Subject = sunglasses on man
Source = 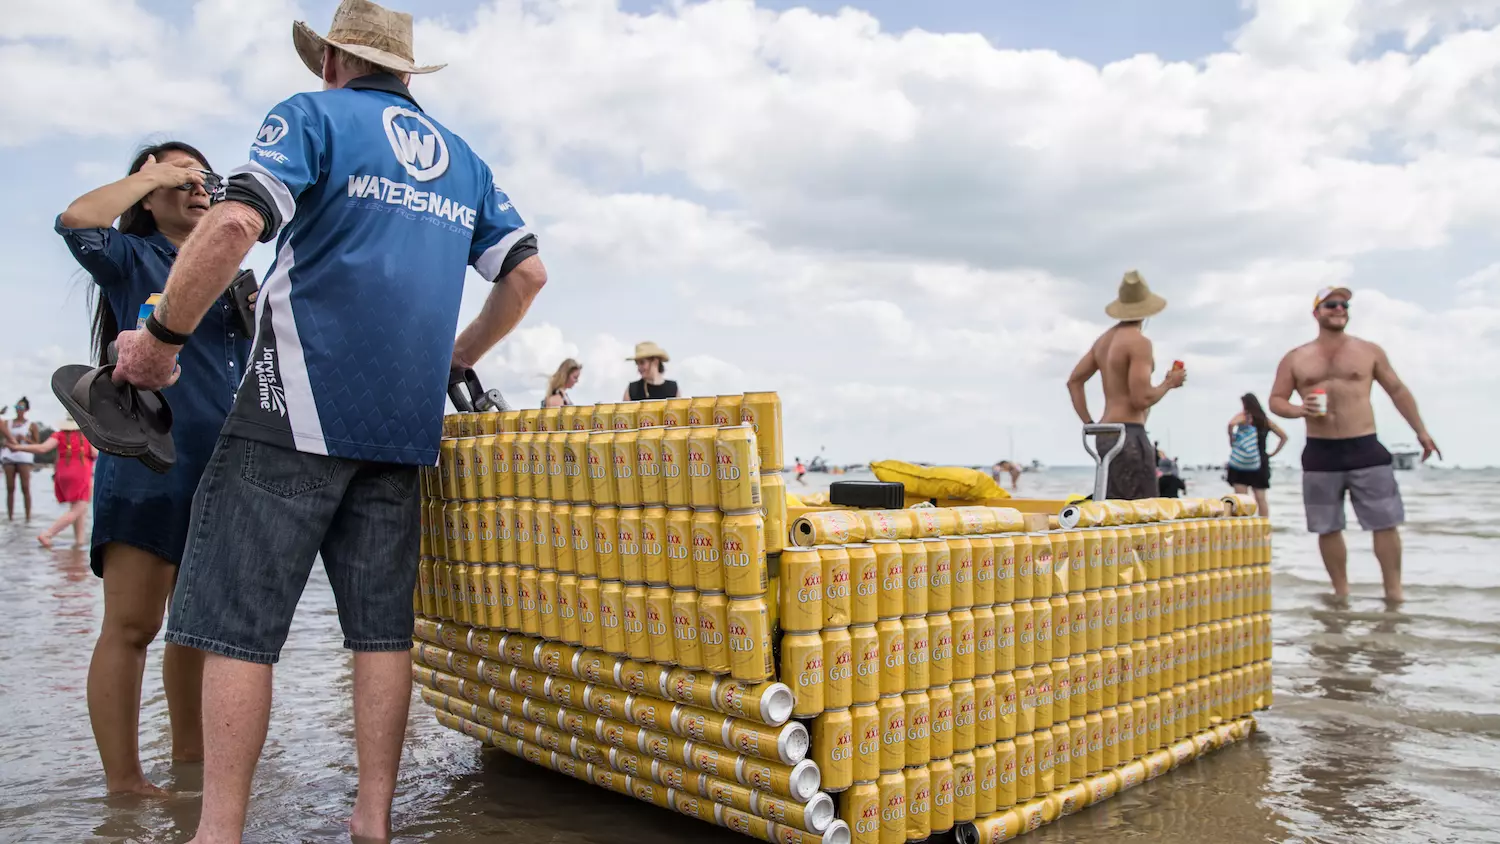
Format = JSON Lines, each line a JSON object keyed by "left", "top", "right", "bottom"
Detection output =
{"left": 1320, "top": 300, "right": 1350, "bottom": 311}
{"left": 174, "top": 169, "right": 226, "bottom": 198}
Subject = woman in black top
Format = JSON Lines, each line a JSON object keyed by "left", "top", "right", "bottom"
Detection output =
{"left": 623, "top": 341, "right": 681, "bottom": 401}
{"left": 1225, "top": 393, "right": 1287, "bottom": 517}
{"left": 544, "top": 358, "right": 580, "bottom": 408}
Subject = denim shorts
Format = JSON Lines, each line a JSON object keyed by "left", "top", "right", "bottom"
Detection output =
{"left": 165, "top": 435, "right": 420, "bottom": 664}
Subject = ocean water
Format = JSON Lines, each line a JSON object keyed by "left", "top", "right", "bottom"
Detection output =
{"left": 1, "top": 465, "right": 1497, "bottom": 843}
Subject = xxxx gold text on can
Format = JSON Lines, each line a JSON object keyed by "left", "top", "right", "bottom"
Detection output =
{"left": 951, "top": 678, "right": 976, "bottom": 753}
{"left": 993, "top": 737, "right": 1018, "bottom": 813}
{"left": 636, "top": 427, "right": 664, "bottom": 506}
{"left": 646, "top": 584, "right": 674, "bottom": 664}
{"left": 474, "top": 434, "right": 498, "bottom": 500}
{"left": 691, "top": 509, "right": 724, "bottom": 592}
{"left": 1013, "top": 600, "right": 1034, "bottom": 669}
{"left": 715, "top": 425, "right": 761, "bottom": 513}
{"left": 1013, "top": 534, "right": 1034, "bottom": 602}
{"left": 877, "top": 770, "right": 906, "bottom": 844}
{"left": 669, "top": 589, "right": 701, "bottom": 669}
{"left": 616, "top": 508, "right": 643, "bottom": 583}
{"left": 599, "top": 580, "right": 625, "bottom": 655}
{"left": 928, "top": 612, "right": 954, "bottom": 688}
{"left": 1013, "top": 666, "right": 1035, "bottom": 736}
{"left": 570, "top": 503, "right": 595, "bottom": 577}
{"left": 950, "top": 608, "right": 975, "bottom": 681}
{"left": 641, "top": 505, "right": 668, "bottom": 585}
{"left": 550, "top": 503, "right": 575, "bottom": 574}
{"left": 438, "top": 439, "right": 459, "bottom": 501}
{"left": 1013, "top": 732, "right": 1036, "bottom": 803}
{"left": 660, "top": 397, "right": 691, "bottom": 429}
{"left": 878, "top": 693, "right": 906, "bottom": 772}
{"left": 875, "top": 618, "right": 906, "bottom": 696}
{"left": 759, "top": 470, "right": 787, "bottom": 555}
{"left": 779, "top": 548, "right": 823, "bottom": 632}
{"left": 1098, "top": 528, "right": 1119, "bottom": 589}
{"left": 852, "top": 623, "right": 881, "bottom": 706}
{"left": 726, "top": 597, "right": 773, "bottom": 683}
{"left": 500, "top": 564, "right": 522, "bottom": 630}
{"left": 846, "top": 543, "right": 879, "bottom": 626}
{"left": 841, "top": 779, "right": 881, "bottom": 844}
{"left": 813, "top": 707, "right": 855, "bottom": 793}
{"left": 634, "top": 398, "right": 665, "bottom": 429}
{"left": 710, "top": 394, "right": 742, "bottom": 428}
{"left": 611, "top": 430, "right": 641, "bottom": 509}
{"left": 545, "top": 432, "right": 568, "bottom": 501}
{"left": 972, "top": 605, "right": 996, "bottom": 677}
{"left": 973, "top": 744, "right": 998, "bottom": 818}
{"left": 947, "top": 537, "right": 974, "bottom": 611}
{"left": 973, "top": 675, "right": 997, "bottom": 747}
{"left": 492, "top": 433, "right": 515, "bottom": 500}
{"left": 558, "top": 573, "right": 581, "bottom": 644}
{"left": 825, "top": 625, "right": 855, "bottom": 710}
{"left": 478, "top": 501, "right": 503, "bottom": 565}
{"left": 992, "top": 535, "right": 1016, "bottom": 604}
{"left": 1067, "top": 591, "right": 1087, "bottom": 656}
{"left": 970, "top": 535, "right": 995, "bottom": 608}
{"left": 990, "top": 603, "right": 1014, "bottom": 675}
{"left": 533, "top": 501, "right": 555, "bottom": 572}
{"left": 610, "top": 403, "right": 639, "bottom": 433}
{"left": 903, "top": 690, "right": 932, "bottom": 768}
{"left": 512, "top": 433, "right": 534, "bottom": 500}
{"left": 782, "top": 630, "right": 826, "bottom": 717}
{"left": 721, "top": 512, "right": 767, "bottom": 598}
{"left": 577, "top": 576, "right": 601, "bottom": 650}
{"left": 1101, "top": 705, "right": 1121, "bottom": 770}
{"left": 740, "top": 391, "right": 784, "bottom": 472}
{"left": 622, "top": 583, "right": 650, "bottom": 661}
{"left": 685, "top": 427, "right": 717, "bottom": 510}
{"left": 872, "top": 541, "right": 903, "bottom": 619}
{"left": 1068, "top": 654, "right": 1088, "bottom": 719}
{"left": 930, "top": 757, "right": 956, "bottom": 833}
{"left": 585, "top": 432, "right": 614, "bottom": 506}
{"left": 665, "top": 508, "right": 694, "bottom": 590}
{"left": 587, "top": 403, "right": 610, "bottom": 433}
{"left": 821, "top": 545, "right": 853, "bottom": 628}
{"left": 899, "top": 540, "right": 929, "bottom": 616}
{"left": 1049, "top": 595, "right": 1070, "bottom": 663}
{"left": 527, "top": 435, "right": 547, "bottom": 499}
{"left": 592, "top": 506, "right": 620, "bottom": 580}
{"left": 903, "top": 615, "right": 930, "bottom": 692}
{"left": 923, "top": 538, "right": 952, "bottom": 614}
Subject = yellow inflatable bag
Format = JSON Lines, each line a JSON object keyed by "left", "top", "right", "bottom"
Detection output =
{"left": 869, "top": 460, "right": 1010, "bottom": 501}
{"left": 785, "top": 492, "right": 806, "bottom": 508}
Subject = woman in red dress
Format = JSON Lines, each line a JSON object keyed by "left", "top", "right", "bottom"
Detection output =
{"left": 12, "top": 417, "right": 96, "bottom": 548}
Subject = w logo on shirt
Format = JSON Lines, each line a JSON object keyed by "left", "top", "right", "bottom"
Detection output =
{"left": 253, "top": 115, "right": 289, "bottom": 147}
{"left": 382, "top": 106, "right": 449, "bottom": 182}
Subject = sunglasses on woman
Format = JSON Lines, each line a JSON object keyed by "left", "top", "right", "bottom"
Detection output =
{"left": 174, "top": 169, "right": 225, "bottom": 197}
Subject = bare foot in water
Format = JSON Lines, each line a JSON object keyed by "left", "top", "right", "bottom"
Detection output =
{"left": 108, "top": 779, "right": 172, "bottom": 798}
{"left": 37, "top": 534, "right": 53, "bottom": 549}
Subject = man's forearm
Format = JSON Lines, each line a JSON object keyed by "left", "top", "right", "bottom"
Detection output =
{"left": 1268, "top": 398, "right": 1299, "bottom": 418}
{"left": 155, "top": 202, "right": 263, "bottom": 335}
{"left": 1132, "top": 381, "right": 1171, "bottom": 413}
{"left": 452, "top": 256, "right": 547, "bottom": 369}
{"left": 1390, "top": 387, "right": 1429, "bottom": 437}
{"left": 1067, "top": 383, "right": 1092, "bottom": 424}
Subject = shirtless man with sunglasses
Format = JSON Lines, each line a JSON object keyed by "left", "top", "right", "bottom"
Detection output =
{"left": 1269, "top": 286, "right": 1441, "bottom": 604}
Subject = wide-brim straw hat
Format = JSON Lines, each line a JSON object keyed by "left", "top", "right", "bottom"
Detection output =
{"left": 1105, "top": 270, "right": 1168, "bottom": 321}
{"left": 627, "top": 342, "right": 670, "bottom": 362}
{"left": 293, "top": 0, "right": 445, "bottom": 78}
{"left": 58, "top": 417, "right": 79, "bottom": 432}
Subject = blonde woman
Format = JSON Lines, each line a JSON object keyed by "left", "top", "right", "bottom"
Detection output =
{"left": 544, "top": 358, "right": 581, "bottom": 408}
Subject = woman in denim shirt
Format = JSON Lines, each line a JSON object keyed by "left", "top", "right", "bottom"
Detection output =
{"left": 56, "top": 141, "right": 251, "bottom": 795}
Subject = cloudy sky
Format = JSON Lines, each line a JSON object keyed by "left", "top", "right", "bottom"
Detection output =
{"left": 5, "top": 0, "right": 1498, "bottom": 467}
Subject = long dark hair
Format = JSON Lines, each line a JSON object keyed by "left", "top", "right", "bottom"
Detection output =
{"left": 1241, "top": 393, "right": 1269, "bottom": 432}
{"left": 90, "top": 141, "right": 212, "bottom": 365}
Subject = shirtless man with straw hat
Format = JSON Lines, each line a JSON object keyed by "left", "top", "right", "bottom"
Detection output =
{"left": 1066, "top": 271, "right": 1187, "bottom": 500}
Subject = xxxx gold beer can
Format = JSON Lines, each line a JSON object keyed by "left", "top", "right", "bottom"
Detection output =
{"left": 1014, "top": 667, "right": 1035, "bottom": 736}
{"left": 948, "top": 538, "right": 974, "bottom": 611}
{"left": 1085, "top": 589, "right": 1104, "bottom": 653}
{"left": 853, "top": 623, "right": 881, "bottom": 706}
{"left": 727, "top": 597, "right": 774, "bottom": 683}
{"left": 641, "top": 506, "right": 668, "bottom": 585}
{"left": 623, "top": 583, "right": 650, "bottom": 661}
{"left": 545, "top": 432, "right": 568, "bottom": 501}
{"left": 878, "top": 694, "right": 906, "bottom": 772}
{"left": 611, "top": 431, "right": 642, "bottom": 509}
{"left": 438, "top": 438, "right": 460, "bottom": 501}
{"left": 973, "top": 605, "right": 996, "bottom": 677}
{"left": 779, "top": 548, "right": 823, "bottom": 632}
{"left": 610, "top": 403, "right": 639, "bottom": 433}
{"left": 661, "top": 427, "right": 691, "bottom": 508}
{"left": 1101, "top": 705, "right": 1121, "bottom": 770}
{"left": 511, "top": 434, "right": 533, "bottom": 500}
{"left": 973, "top": 675, "right": 997, "bottom": 746}
{"left": 1013, "top": 600, "right": 1034, "bottom": 670}
{"left": 537, "top": 406, "right": 562, "bottom": 434}
{"left": 691, "top": 509, "right": 725, "bottom": 592}
{"left": 1085, "top": 712, "right": 1104, "bottom": 776}
{"left": 993, "top": 602, "right": 1015, "bottom": 675}
{"left": 686, "top": 426, "right": 718, "bottom": 510}
{"left": 821, "top": 546, "right": 853, "bottom": 628}
{"left": 1085, "top": 650, "right": 1104, "bottom": 713}
{"left": 877, "top": 770, "right": 906, "bottom": 844}
{"left": 478, "top": 501, "right": 502, "bottom": 565}
{"left": 599, "top": 579, "right": 625, "bottom": 656}
{"left": 873, "top": 541, "right": 903, "bottom": 619}
{"left": 825, "top": 626, "right": 855, "bottom": 710}
{"left": 448, "top": 562, "right": 471, "bottom": 625}
{"left": 970, "top": 536, "right": 995, "bottom": 608}
{"left": 661, "top": 397, "right": 691, "bottom": 428}
{"left": 951, "top": 609, "right": 976, "bottom": 681}
{"left": 992, "top": 535, "right": 1016, "bottom": 605}
{"left": 813, "top": 708, "right": 855, "bottom": 793}
{"left": 533, "top": 501, "right": 555, "bottom": 572}
{"left": 910, "top": 508, "right": 955, "bottom": 539}
{"left": 760, "top": 470, "right": 787, "bottom": 555}
{"left": 898, "top": 540, "right": 929, "bottom": 616}
{"left": 669, "top": 590, "right": 702, "bottom": 670}
{"left": 928, "top": 612, "right": 954, "bottom": 688}
{"left": 1049, "top": 595, "right": 1070, "bottom": 662}
{"left": 578, "top": 576, "right": 602, "bottom": 650}
{"left": 585, "top": 432, "right": 614, "bottom": 506}
{"left": 876, "top": 618, "right": 906, "bottom": 696}
{"left": 666, "top": 508, "right": 694, "bottom": 590}
{"left": 418, "top": 558, "right": 437, "bottom": 618}
{"left": 1037, "top": 662, "right": 1059, "bottom": 731}
{"left": 587, "top": 404, "right": 610, "bottom": 433}
{"left": 1145, "top": 580, "right": 1163, "bottom": 639}
{"left": 740, "top": 391, "right": 784, "bottom": 472}
{"left": 1099, "top": 528, "right": 1119, "bottom": 589}
{"left": 929, "top": 685, "right": 954, "bottom": 760}
{"left": 1068, "top": 655, "right": 1088, "bottom": 719}
{"left": 442, "top": 501, "right": 466, "bottom": 568}
{"left": 517, "top": 566, "right": 539, "bottom": 635}
{"left": 1034, "top": 727, "right": 1056, "bottom": 797}
{"left": 460, "top": 502, "right": 482, "bottom": 564}
{"left": 637, "top": 427, "right": 665, "bottom": 506}
{"left": 527, "top": 435, "right": 547, "bottom": 499}
{"left": 1131, "top": 698, "right": 1149, "bottom": 760}
{"left": 847, "top": 544, "right": 879, "bottom": 626}
{"left": 1084, "top": 529, "right": 1104, "bottom": 591}
{"left": 593, "top": 506, "right": 621, "bottom": 580}
{"left": 617, "top": 508, "right": 643, "bottom": 583}
{"left": 551, "top": 503, "right": 575, "bottom": 574}
{"left": 475, "top": 434, "right": 498, "bottom": 500}
{"left": 558, "top": 573, "right": 580, "bottom": 644}
{"left": 903, "top": 615, "right": 930, "bottom": 692}
{"left": 457, "top": 437, "right": 481, "bottom": 501}
{"left": 923, "top": 538, "right": 952, "bottom": 614}
{"left": 1101, "top": 586, "right": 1120, "bottom": 650}
{"left": 711, "top": 395, "right": 742, "bottom": 428}
{"left": 722, "top": 512, "right": 768, "bottom": 598}
{"left": 903, "top": 690, "right": 932, "bottom": 769}
{"left": 1013, "top": 732, "right": 1036, "bottom": 803}
{"left": 1033, "top": 533, "right": 1056, "bottom": 600}
{"left": 1012, "top": 534, "right": 1033, "bottom": 603}
{"left": 930, "top": 757, "right": 956, "bottom": 833}
{"left": 841, "top": 780, "right": 881, "bottom": 844}
{"left": 571, "top": 504, "right": 596, "bottom": 577}
{"left": 1101, "top": 647, "right": 1121, "bottom": 709}
{"left": 646, "top": 584, "right": 675, "bottom": 664}
{"left": 781, "top": 630, "right": 826, "bottom": 717}
{"left": 715, "top": 425, "right": 762, "bottom": 513}
{"left": 994, "top": 738, "right": 1018, "bottom": 812}
{"left": 1068, "top": 592, "right": 1087, "bottom": 658}
{"left": 973, "top": 744, "right": 998, "bottom": 818}
{"left": 952, "top": 679, "right": 976, "bottom": 753}
{"left": 635, "top": 398, "right": 665, "bottom": 429}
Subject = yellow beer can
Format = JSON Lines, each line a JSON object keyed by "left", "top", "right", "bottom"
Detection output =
{"left": 820, "top": 545, "right": 853, "bottom": 628}
{"left": 929, "top": 684, "right": 955, "bottom": 761}
{"left": 641, "top": 505, "right": 668, "bottom": 585}
{"left": 721, "top": 512, "right": 767, "bottom": 599}
{"left": 611, "top": 430, "right": 641, "bottom": 509}
{"left": 1084, "top": 711, "right": 1104, "bottom": 776}
{"left": 646, "top": 584, "right": 675, "bottom": 664}
{"left": 824, "top": 626, "right": 855, "bottom": 710}
{"left": 898, "top": 540, "right": 929, "bottom": 616}
{"left": 668, "top": 589, "right": 702, "bottom": 670}
{"left": 969, "top": 536, "right": 996, "bottom": 608}
{"left": 478, "top": 501, "right": 502, "bottom": 566}
{"left": 576, "top": 576, "right": 601, "bottom": 650}
{"left": 877, "top": 769, "right": 907, "bottom": 844}
{"left": 710, "top": 395, "right": 742, "bottom": 428}
{"left": 923, "top": 538, "right": 952, "bottom": 615}
{"left": 691, "top": 509, "right": 724, "bottom": 593}
{"left": 636, "top": 427, "right": 665, "bottom": 507}
{"left": 616, "top": 507, "right": 643, "bottom": 583}
{"left": 685, "top": 426, "right": 717, "bottom": 510}
{"left": 1032, "top": 597, "right": 1054, "bottom": 667}
{"left": 550, "top": 503, "right": 575, "bottom": 574}
{"left": 1131, "top": 697, "right": 1149, "bottom": 760}
{"left": 558, "top": 573, "right": 580, "bottom": 644}
{"left": 1145, "top": 580, "right": 1164, "bottom": 639}
{"left": 500, "top": 563, "right": 522, "bottom": 631}
{"left": 973, "top": 743, "right": 998, "bottom": 818}
{"left": 1101, "top": 705, "right": 1121, "bottom": 770}
{"left": 610, "top": 403, "right": 639, "bottom": 433}
{"left": 438, "top": 438, "right": 459, "bottom": 501}
{"left": 511, "top": 433, "right": 534, "bottom": 501}
{"left": 873, "top": 541, "right": 903, "bottom": 619}
{"left": 904, "top": 763, "right": 932, "bottom": 842}
{"left": 533, "top": 501, "right": 555, "bottom": 572}
{"left": 1013, "top": 534, "right": 1034, "bottom": 603}
{"left": 664, "top": 508, "right": 694, "bottom": 589}
{"left": 622, "top": 583, "right": 650, "bottom": 661}
{"left": 1013, "top": 731, "right": 1036, "bottom": 804}
{"left": 903, "top": 690, "right": 932, "bottom": 768}
{"left": 852, "top": 623, "right": 881, "bottom": 706}
{"left": 813, "top": 707, "right": 855, "bottom": 793}
{"left": 662, "top": 397, "right": 690, "bottom": 430}
{"left": 951, "top": 609, "right": 976, "bottom": 682}
{"left": 715, "top": 425, "right": 762, "bottom": 513}
{"left": 760, "top": 470, "right": 787, "bottom": 555}
{"left": 878, "top": 693, "right": 906, "bottom": 773}
{"left": 1083, "top": 529, "right": 1104, "bottom": 591}
{"left": 1014, "top": 666, "right": 1036, "bottom": 736}
{"left": 903, "top": 615, "right": 930, "bottom": 692}
{"left": 847, "top": 543, "right": 879, "bottom": 626}
{"left": 1049, "top": 595, "right": 1071, "bottom": 662}
{"left": 778, "top": 548, "right": 823, "bottom": 632}
{"left": 474, "top": 434, "right": 498, "bottom": 500}
{"left": 585, "top": 431, "right": 614, "bottom": 506}
{"left": 951, "top": 679, "right": 976, "bottom": 754}
{"left": 1030, "top": 533, "right": 1054, "bottom": 599}
{"left": 1034, "top": 662, "right": 1056, "bottom": 731}
{"left": 973, "top": 674, "right": 997, "bottom": 747}
{"left": 1099, "top": 528, "right": 1119, "bottom": 589}
{"left": 1067, "top": 592, "right": 1087, "bottom": 658}
{"left": 781, "top": 630, "right": 826, "bottom": 717}
{"left": 928, "top": 612, "right": 954, "bottom": 688}
{"left": 595, "top": 504, "right": 626, "bottom": 579}
{"left": 841, "top": 779, "right": 881, "bottom": 844}
{"left": 1068, "top": 654, "right": 1088, "bottom": 719}
{"left": 739, "top": 392, "right": 784, "bottom": 472}
{"left": 569, "top": 503, "right": 596, "bottom": 577}
{"left": 993, "top": 535, "right": 1017, "bottom": 604}
{"left": 660, "top": 426, "right": 691, "bottom": 509}
{"left": 930, "top": 756, "right": 956, "bottom": 833}
{"left": 527, "top": 434, "right": 547, "bottom": 499}
{"left": 876, "top": 618, "right": 906, "bottom": 697}
{"left": 599, "top": 579, "right": 625, "bottom": 655}
{"left": 972, "top": 605, "right": 996, "bottom": 678}
{"left": 726, "top": 596, "right": 774, "bottom": 683}
{"left": 545, "top": 432, "right": 568, "bottom": 502}
{"left": 948, "top": 537, "right": 974, "bottom": 611}
{"left": 586, "top": 404, "right": 610, "bottom": 433}
{"left": 994, "top": 738, "right": 1019, "bottom": 813}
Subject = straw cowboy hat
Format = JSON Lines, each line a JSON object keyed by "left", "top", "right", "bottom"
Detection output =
{"left": 58, "top": 416, "right": 79, "bottom": 432}
{"left": 1105, "top": 271, "right": 1168, "bottom": 321}
{"left": 627, "top": 342, "right": 671, "bottom": 362}
{"left": 293, "top": 0, "right": 445, "bottom": 78}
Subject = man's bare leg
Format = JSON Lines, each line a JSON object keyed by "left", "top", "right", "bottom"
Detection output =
{"left": 1318, "top": 531, "right": 1349, "bottom": 598}
{"left": 190, "top": 654, "right": 273, "bottom": 844}
{"left": 350, "top": 650, "right": 412, "bottom": 841}
{"left": 1372, "top": 527, "right": 1403, "bottom": 604}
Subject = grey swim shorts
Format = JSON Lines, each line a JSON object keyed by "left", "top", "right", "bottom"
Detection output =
{"left": 1302, "top": 465, "right": 1405, "bottom": 534}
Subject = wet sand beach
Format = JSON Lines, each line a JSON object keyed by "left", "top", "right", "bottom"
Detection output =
{"left": 2, "top": 466, "right": 1499, "bottom": 843}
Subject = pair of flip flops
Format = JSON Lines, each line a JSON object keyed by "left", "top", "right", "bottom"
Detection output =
{"left": 448, "top": 368, "right": 508, "bottom": 413}
{"left": 51, "top": 345, "right": 175, "bottom": 473}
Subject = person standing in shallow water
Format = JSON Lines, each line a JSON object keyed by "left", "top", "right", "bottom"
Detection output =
{"left": 623, "top": 341, "right": 681, "bottom": 400}
{"left": 1225, "top": 393, "right": 1286, "bottom": 518}
{"left": 2, "top": 398, "right": 42, "bottom": 520}
{"left": 1270, "top": 286, "right": 1440, "bottom": 604}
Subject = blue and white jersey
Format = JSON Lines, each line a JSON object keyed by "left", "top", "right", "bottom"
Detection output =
{"left": 222, "top": 74, "right": 534, "bottom": 465}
